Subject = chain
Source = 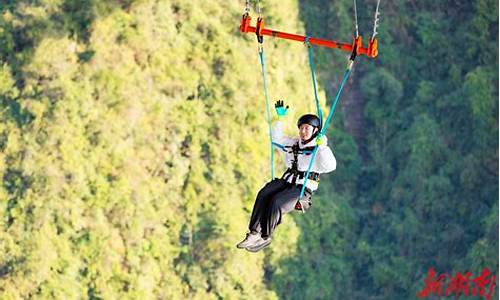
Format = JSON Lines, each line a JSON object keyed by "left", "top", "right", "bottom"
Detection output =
{"left": 353, "top": 0, "right": 359, "bottom": 38}
{"left": 371, "top": 0, "right": 381, "bottom": 40}
{"left": 244, "top": 0, "right": 250, "bottom": 15}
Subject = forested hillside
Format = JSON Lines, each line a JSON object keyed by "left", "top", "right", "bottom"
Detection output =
{"left": 0, "top": 0, "right": 498, "bottom": 299}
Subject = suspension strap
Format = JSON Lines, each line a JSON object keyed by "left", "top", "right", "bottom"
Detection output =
{"left": 257, "top": 45, "right": 275, "bottom": 179}
{"left": 255, "top": 0, "right": 264, "bottom": 44}
{"left": 256, "top": 17, "right": 264, "bottom": 44}
{"left": 298, "top": 57, "right": 356, "bottom": 200}
{"left": 305, "top": 36, "right": 323, "bottom": 127}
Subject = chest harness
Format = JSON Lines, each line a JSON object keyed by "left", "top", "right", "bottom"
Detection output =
{"left": 281, "top": 142, "right": 321, "bottom": 185}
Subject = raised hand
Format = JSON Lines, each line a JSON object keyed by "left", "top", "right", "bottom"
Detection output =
{"left": 274, "top": 100, "right": 289, "bottom": 118}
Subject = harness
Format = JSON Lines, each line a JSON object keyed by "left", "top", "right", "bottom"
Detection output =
{"left": 281, "top": 142, "right": 321, "bottom": 185}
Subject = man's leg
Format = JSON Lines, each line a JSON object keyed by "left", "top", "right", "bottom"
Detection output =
{"left": 261, "top": 185, "right": 312, "bottom": 238}
{"left": 248, "top": 179, "right": 288, "bottom": 233}
{"left": 237, "top": 179, "right": 288, "bottom": 249}
{"left": 246, "top": 186, "right": 311, "bottom": 252}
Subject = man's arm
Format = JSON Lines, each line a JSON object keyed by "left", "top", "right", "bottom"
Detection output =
{"left": 272, "top": 100, "right": 295, "bottom": 148}
{"left": 315, "top": 134, "right": 337, "bottom": 173}
{"left": 272, "top": 120, "right": 295, "bottom": 147}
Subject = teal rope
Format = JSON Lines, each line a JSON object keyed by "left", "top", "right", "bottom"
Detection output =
{"left": 299, "top": 61, "right": 354, "bottom": 200}
{"left": 258, "top": 47, "right": 275, "bottom": 179}
{"left": 305, "top": 36, "right": 323, "bottom": 125}
{"left": 322, "top": 63, "right": 354, "bottom": 134}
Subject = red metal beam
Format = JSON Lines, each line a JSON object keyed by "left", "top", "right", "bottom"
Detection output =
{"left": 240, "top": 15, "right": 378, "bottom": 58}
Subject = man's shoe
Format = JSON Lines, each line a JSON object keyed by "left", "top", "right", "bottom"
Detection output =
{"left": 236, "top": 232, "right": 261, "bottom": 249}
{"left": 245, "top": 237, "right": 272, "bottom": 252}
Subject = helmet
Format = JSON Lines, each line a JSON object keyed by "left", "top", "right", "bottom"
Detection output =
{"left": 297, "top": 114, "right": 321, "bottom": 130}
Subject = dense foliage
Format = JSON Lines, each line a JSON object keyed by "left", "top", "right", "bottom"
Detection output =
{"left": 275, "top": 0, "right": 499, "bottom": 299}
{"left": 0, "top": 0, "right": 497, "bottom": 299}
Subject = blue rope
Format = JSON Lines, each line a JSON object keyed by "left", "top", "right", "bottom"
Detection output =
{"left": 258, "top": 47, "right": 275, "bottom": 179}
{"left": 272, "top": 142, "right": 314, "bottom": 155}
{"left": 272, "top": 142, "right": 287, "bottom": 151}
{"left": 299, "top": 62, "right": 354, "bottom": 200}
{"left": 305, "top": 36, "right": 323, "bottom": 125}
{"left": 321, "top": 63, "right": 354, "bottom": 135}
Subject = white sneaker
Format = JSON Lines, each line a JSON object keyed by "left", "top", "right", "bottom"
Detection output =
{"left": 245, "top": 236, "right": 272, "bottom": 252}
{"left": 236, "top": 232, "right": 261, "bottom": 249}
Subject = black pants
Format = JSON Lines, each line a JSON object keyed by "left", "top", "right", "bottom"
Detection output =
{"left": 248, "top": 178, "right": 312, "bottom": 238}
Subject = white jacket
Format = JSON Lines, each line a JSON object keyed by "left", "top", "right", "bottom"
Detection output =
{"left": 272, "top": 120, "right": 337, "bottom": 191}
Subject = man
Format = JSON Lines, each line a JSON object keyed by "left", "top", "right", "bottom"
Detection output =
{"left": 237, "top": 100, "right": 337, "bottom": 252}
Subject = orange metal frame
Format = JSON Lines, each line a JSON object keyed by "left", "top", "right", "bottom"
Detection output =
{"left": 240, "top": 14, "right": 378, "bottom": 58}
